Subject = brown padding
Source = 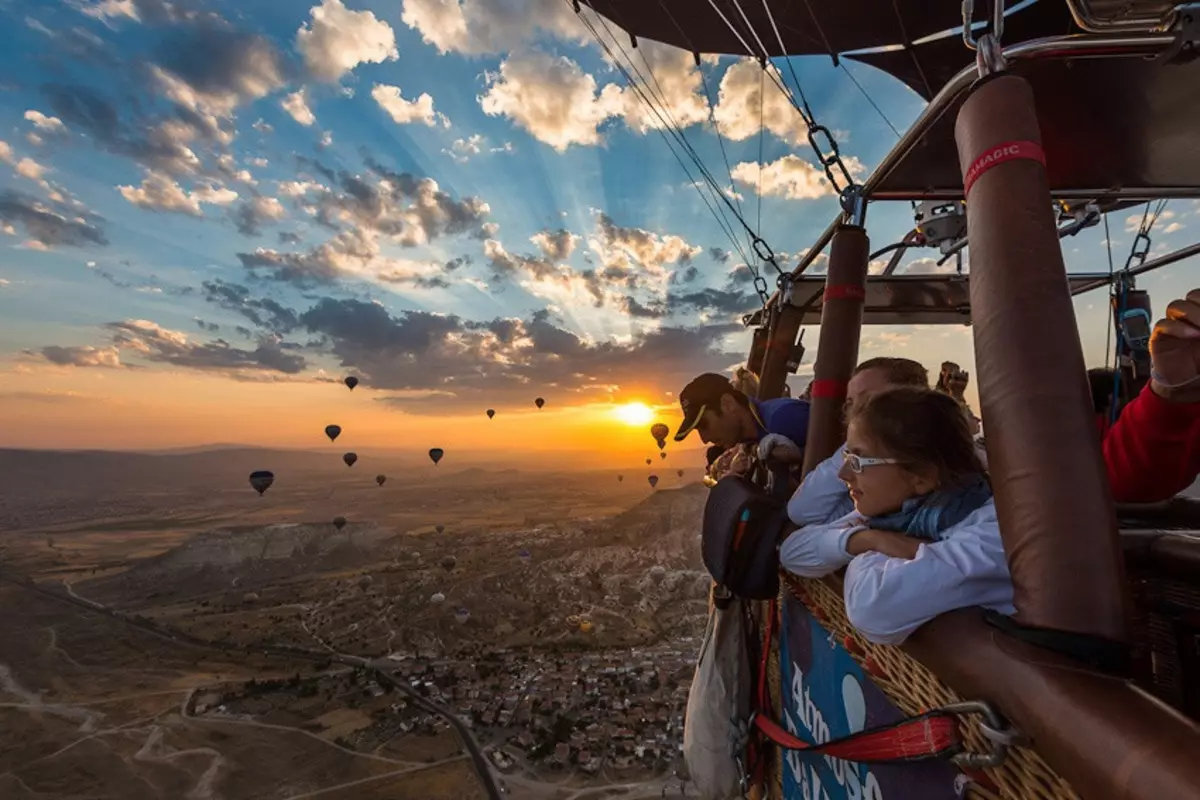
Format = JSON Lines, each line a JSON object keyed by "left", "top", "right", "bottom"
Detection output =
{"left": 747, "top": 326, "right": 769, "bottom": 379}
{"left": 758, "top": 305, "right": 804, "bottom": 401}
{"left": 801, "top": 226, "right": 869, "bottom": 477}
{"left": 955, "top": 74, "right": 1128, "bottom": 641}
{"left": 906, "top": 609, "right": 1200, "bottom": 800}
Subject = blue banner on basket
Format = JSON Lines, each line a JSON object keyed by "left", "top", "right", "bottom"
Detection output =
{"left": 780, "top": 591, "right": 967, "bottom": 800}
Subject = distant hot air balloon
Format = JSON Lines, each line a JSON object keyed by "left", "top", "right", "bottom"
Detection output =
{"left": 650, "top": 423, "right": 669, "bottom": 450}
{"left": 486, "top": 409, "right": 495, "bottom": 419}
{"left": 566, "top": 614, "right": 581, "bottom": 625}
{"left": 535, "top": 397, "right": 545, "bottom": 409}
{"left": 660, "top": 452, "right": 667, "bottom": 460}
{"left": 440, "top": 555, "right": 457, "bottom": 572}
{"left": 430, "top": 592, "right": 445, "bottom": 605}
{"left": 249, "top": 470, "right": 274, "bottom": 496}
{"left": 650, "top": 565, "right": 667, "bottom": 584}
{"left": 343, "top": 452, "right": 357, "bottom": 467}
{"left": 344, "top": 376, "right": 359, "bottom": 391}
{"left": 325, "top": 424, "right": 342, "bottom": 442}
{"left": 376, "top": 474, "right": 386, "bottom": 486}
{"left": 648, "top": 475, "right": 659, "bottom": 488}
{"left": 454, "top": 607, "right": 470, "bottom": 624}
{"left": 677, "top": 469, "right": 684, "bottom": 478}
{"left": 579, "top": 620, "right": 594, "bottom": 633}
{"left": 429, "top": 448, "right": 444, "bottom": 465}
{"left": 435, "top": 524, "right": 445, "bottom": 534}
{"left": 333, "top": 516, "right": 347, "bottom": 531}
{"left": 645, "top": 458, "right": 652, "bottom": 466}
{"left": 518, "top": 549, "right": 532, "bottom": 564}
{"left": 617, "top": 474, "right": 624, "bottom": 482}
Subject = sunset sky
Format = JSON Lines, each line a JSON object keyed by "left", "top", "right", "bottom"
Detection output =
{"left": 1, "top": 0, "right": 1197, "bottom": 467}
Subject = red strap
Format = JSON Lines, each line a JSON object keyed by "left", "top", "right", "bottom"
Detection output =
{"left": 823, "top": 284, "right": 866, "bottom": 302}
{"left": 963, "top": 139, "right": 1046, "bottom": 197}
{"left": 753, "top": 711, "right": 962, "bottom": 763}
{"left": 809, "top": 379, "right": 847, "bottom": 399}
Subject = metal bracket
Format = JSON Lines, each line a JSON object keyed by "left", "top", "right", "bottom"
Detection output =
{"left": 786, "top": 330, "right": 806, "bottom": 375}
{"left": 915, "top": 200, "right": 968, "bottom": 254}
{"left": 1160, "top": 5, "right": 1200, "bottom": 63}
{"left": 842, "top": 186, "right": 867, "bottom": 227}
{"left": 941, "top": 700, "right": 1028, "bottom": 770}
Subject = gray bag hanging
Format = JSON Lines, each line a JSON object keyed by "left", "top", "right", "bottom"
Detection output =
{"left": 683, "top": 598, "right": 753, "bottom": 800}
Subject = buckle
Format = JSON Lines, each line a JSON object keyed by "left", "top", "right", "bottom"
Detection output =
{"left": 940, "top": 700, "right": 1028, "bottom": 770}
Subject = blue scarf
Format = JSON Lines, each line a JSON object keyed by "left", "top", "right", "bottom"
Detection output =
{"left": 866, "top": 473, "right": 993, "bottom": 541}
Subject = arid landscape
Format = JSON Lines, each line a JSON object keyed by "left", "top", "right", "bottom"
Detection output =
{"left": 0, "top": 447, "right": 710, "bottom": 799}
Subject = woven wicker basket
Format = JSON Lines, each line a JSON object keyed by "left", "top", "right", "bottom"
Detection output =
{"left": 760, "top": 573, "right": 1080, "bottom": 800}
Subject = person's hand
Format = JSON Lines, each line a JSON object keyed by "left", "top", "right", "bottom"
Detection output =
{"left": 1150, "top": 288, "right": 1200, "bottom": 403}
{"left": 757, "top": 433, "right": 803, "bottom": 465}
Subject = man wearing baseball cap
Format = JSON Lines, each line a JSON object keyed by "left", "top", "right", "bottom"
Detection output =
{"left": 674, "top": 372, "right": 810, "bottom": 465}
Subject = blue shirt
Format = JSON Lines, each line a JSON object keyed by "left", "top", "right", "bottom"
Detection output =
{"left": 750, "top": 398, "right": 811, "bottom": 446}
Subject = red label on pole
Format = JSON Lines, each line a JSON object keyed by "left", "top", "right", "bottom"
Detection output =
{"left": 963, "top": 140, "right": 1046, "bottom": 197}
{"left": 810, "top": 379, "right": 847, "bottom": 398}
{"left": 823, "top": 285, "right": 866, "bottom": 302}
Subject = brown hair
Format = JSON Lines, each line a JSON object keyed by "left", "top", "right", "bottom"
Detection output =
{"left": 849, "top": 386, "right": 984, "bottom": 486}
{"left": 853, "top": 357, "right": 929, "bottom": 388}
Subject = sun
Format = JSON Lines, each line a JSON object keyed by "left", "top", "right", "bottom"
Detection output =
{"left": 613, "top": 402, "right": 655, "bottom": 427}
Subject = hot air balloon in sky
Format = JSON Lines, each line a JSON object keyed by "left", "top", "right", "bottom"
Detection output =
{"left": 454, "top": 607, "right": 471, "bottom": 624}
{"left": 435, "top": 524, "right": 445, "bottom": 534}
{"left": 344, "top": 376, "right": 359, "bottom": 391}
{"left": 486, "top": 409, "right": 495, "bottom": 419}
{"left": 617, "top": 474, "right": 624, "bottom": 482}
{"left": 660, "top": 452, "right": 667, "bottom": 460}
{"left": 648, "top": 475, "right": 659, "bottom": 488}
{"left": 518, "top": 549, "right": 532, "bottom": 564}
{"left": 645, "top": 458, "right": 652, "bottom": 466}
{"left": 376, "top": 474, "right": 386, "bottom": 486}
{"left": 677, "top": 469, "right": 685, "bottom": 478}
{"left": 248, "top": 470, "right": 274, "bottom": 496}
{"left": 343, "top": 452, "right": 357, "bottom": 467}
{"left": 325, "top": 424, "right": 341, "bottom": 442}
{"left": 333, "top": 516, "right": 347, "bottom": 531}
{"left": 440, "top": 555, "right": 457, "bottom": 572}
{"left": 535, "top": 397, "right": 545, "bottom": 409}
{"left": 579, "top": 620, "right": 594, "bottom": 633}
{"left": 650, "top": 423, "right": 669, "bottom": 450}
{"left": 429, "top": 448, "right": 444, "bottom": 465}
{"left": 430, "top": 592, "right": 445, "bottom": 605}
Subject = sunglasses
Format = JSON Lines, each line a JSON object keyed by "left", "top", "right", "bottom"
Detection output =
{"left": 842, "top": 451, "right": 901, "bottom": 474}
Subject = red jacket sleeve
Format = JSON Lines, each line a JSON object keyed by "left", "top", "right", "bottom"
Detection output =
{"left": 1103, "top": 384, "right": 1200, "bottom": 503}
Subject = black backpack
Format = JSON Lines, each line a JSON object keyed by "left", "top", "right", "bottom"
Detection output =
{"left": 701, "top": 462, "right": 796, "bottom": 601}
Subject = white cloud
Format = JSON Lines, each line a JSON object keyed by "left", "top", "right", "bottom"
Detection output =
{"left": 608, "top": 40, "right": 708, "bottom": 134}
{"left": 401, "top": 0, "right": 582, "bottom": 55}
{"left": 479, "top": 51, "right": 625, "bottom": 151}
{"left": 713, "top": 59, "right": 809, "bottom": 146}
{"left": 731, "top": 155, "right": 834, "bottom": 200}
{"left": 319, "top": 131, "right": 333, "bottom": 149}
{"left": 282, "top": 88, "right": 317, "bottom": 126}
{"left": 371, "top": 84, "right": 449, "bottom": 128}
{"left": 444, "top": 134, "right": 483, "bottom": 162}
{"left": 76, "top": 0, "right": 140, "bottom": 22}
{"left": 26, "top": 133, "right": 44, "bottom": 147}
{"left": 1163, "top": 221, "right": 1184, "bottom": 234}
{"left": 297, "top": 0, "right": 398, "bottom": 83}
{"left": 278, "top": 180, "right": 325, "bottom": 198}
{"left": 248, "top": 157, "right": 269, "bottom": 168}
{"left": 531, "top": 229, "right": 580, "bottom": 260}
{"left": 24, "top": 110, "right": 66, "bottom": 133}
{"left": 117, "top": 171, "right": 239, "bottom": 216}
{"left": 15, "top": 158, "right": 48, "bottom": 183}
{"left": 0, "top": 140, "right": 13, "bottom": 165}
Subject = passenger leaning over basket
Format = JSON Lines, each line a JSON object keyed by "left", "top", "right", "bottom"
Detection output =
{"left": 779, "top": 387, "right": 1011, "bottom": 645}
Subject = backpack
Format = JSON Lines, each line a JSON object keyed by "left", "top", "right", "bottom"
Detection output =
{"left": 701, "top": 462, "right": 796, "bottom": 601}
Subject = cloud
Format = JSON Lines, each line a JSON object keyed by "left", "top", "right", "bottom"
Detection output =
{"left": 107, "top": 319, "right": 306, "bottom": 374}
{"left": 712, "top": 59, "right": 808, "bottom": 146}
{"left": 282, "top": 87, "right": 317, "bottom": 126}
{"left": 710, "top": 247, "right": 731, "bottom": 263}
{"left": 200, "top": 278, "right": 300, "bottom": 333}
{"left": 731, "top": 154, "right": 863, "bottom": 200}
{"left": 442, "top": 135, "right": 512, "bottom": 162}
{"left": 231, "top": 195, "right": 287, "bottom": 235}
{"left": 278, "top": 230, "right": 303, "bottom": 244}
{"left": 14, "top": 157, "right": 47, "bottom": 183}
{"left": 117, "top": 171, "right": 238, "bottom": 216}
{"left": 479, "top": 51, "right": 625, "bottom": 151}
{"left": 296, "top": 0, "right": 398, "bottom": 83}
{"left": 590, "top": 212, "right": 701, "bottom": 277}
{"left": 371, "top": 84, "right": 449, "bottom": 128}
{"left": 607, "top": 40, "right": 708, "bottom": 134}
{"left": 299, "top": 297, "right": 743, "bottom": 409}
{"left": 530, "top": 228, "right": 580, "bottom": 261}
{"left": 0, "top": 190, "right": 108, "bottom": 249}
{"left": 38, "top": 344, "right": 123, "bottom": 367}
{"left": 400, "top": 0, "right": 582, "bottom": 56}
{"left": 71, "top": 0, "right": 196, "bottom": 25}
{"left": 24, "top": 110, "right": 66, "bottom": 134}
{"left": 1163, "top": 221, "right": 1184, "bottom": 234}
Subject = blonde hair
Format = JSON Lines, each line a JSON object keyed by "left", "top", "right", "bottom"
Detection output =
{"left": 731, "top": 367, "right": 760, "bottom": 398}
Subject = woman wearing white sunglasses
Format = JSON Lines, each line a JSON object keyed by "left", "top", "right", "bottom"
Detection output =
{"left": 779, "top": 386, "right": 1013, "bottom": 645}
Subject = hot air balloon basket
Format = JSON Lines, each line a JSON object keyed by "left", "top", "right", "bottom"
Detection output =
{"left": 761, "top": 573, "right": 1078, "bottom": 800}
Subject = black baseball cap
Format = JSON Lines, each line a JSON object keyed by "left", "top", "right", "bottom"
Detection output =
{"left": 674, "top": 373, "right": 739, "bottom": 442}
